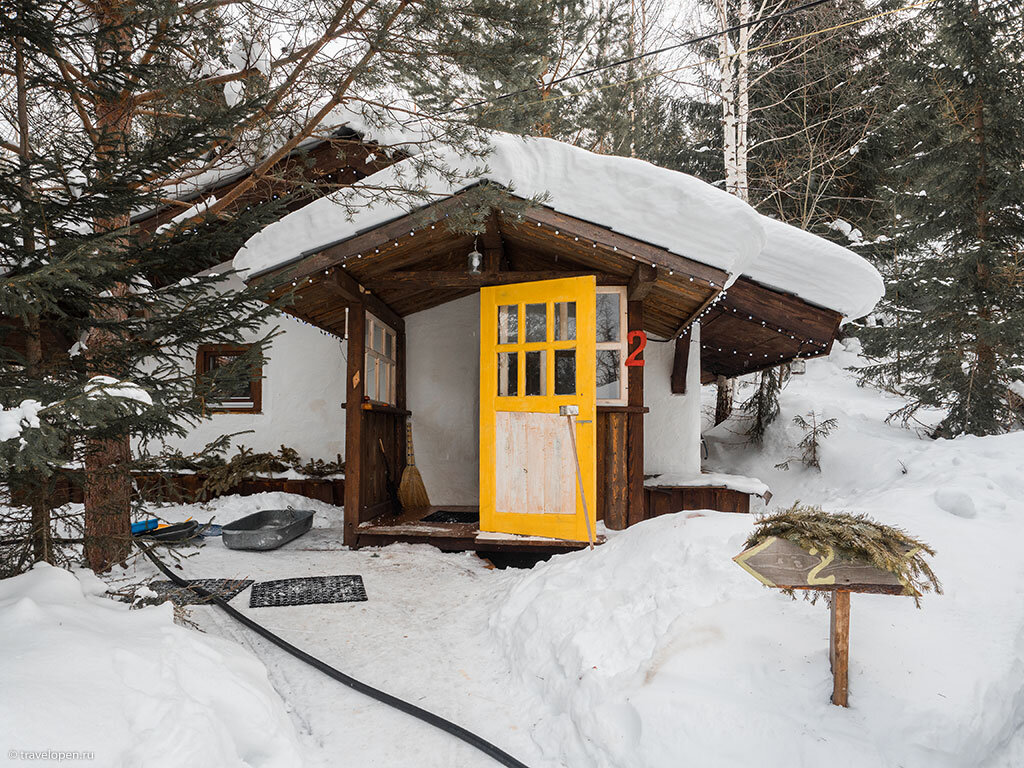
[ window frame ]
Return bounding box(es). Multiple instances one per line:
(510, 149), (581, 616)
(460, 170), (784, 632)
(596, 286), (629, 406)
(364, 313), (398, 406)
(195, 344), (263, 414)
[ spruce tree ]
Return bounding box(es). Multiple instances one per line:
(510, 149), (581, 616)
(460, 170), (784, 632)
(1, 0), (565, 573)
(860, 0), (1024, 436)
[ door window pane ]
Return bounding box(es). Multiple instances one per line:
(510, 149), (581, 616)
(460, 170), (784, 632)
(384, 331), (393, 358)
(498, 305), (518, 344)
(596, 350), (620, 400)
(525, 350), (546, 395)
(373, 324), (384, 353)
(554, 302), (576, 341)
(498, 352), (518, 396)
(525, 303), (547, 343)
(554, 349), (576, 395)
(596, 292), (621, 343)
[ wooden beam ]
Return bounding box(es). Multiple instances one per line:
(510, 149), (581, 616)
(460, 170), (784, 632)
(628, 263), (657, 301)
(603, 413), (629, 530)
(511, 206), (728, 287)
(370, 270), (622, 288)
(258, 194), (472, 284)
(671, 330), (690, 394)
(344, 304), (365, 548)
(324, 269), (404, 332)
(482, 211), (503, 273)
(626, 300), (646, 527)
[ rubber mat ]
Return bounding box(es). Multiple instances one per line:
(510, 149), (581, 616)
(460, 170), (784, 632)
(249, 575), (367, 608)
(420, 509), (479, 524)
(150, 578), (253, 606)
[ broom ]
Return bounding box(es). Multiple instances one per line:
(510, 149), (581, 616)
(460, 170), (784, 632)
(398, 420), (431, 512)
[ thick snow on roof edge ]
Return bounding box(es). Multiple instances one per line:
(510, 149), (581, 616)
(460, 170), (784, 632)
(233, 132), (882, 319)
(234, 134), (764, 280)
(751, 214), (884, 319)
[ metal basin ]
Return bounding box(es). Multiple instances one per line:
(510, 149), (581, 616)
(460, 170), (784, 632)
(221, 508), (314, 551)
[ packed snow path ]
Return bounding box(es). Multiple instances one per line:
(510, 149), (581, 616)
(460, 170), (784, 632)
(6, 341), (1024, 767)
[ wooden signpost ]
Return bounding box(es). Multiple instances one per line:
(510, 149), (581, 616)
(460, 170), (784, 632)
(733, 536), (919, 707)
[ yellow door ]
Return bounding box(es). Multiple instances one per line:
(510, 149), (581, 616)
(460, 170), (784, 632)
(480, 276), (596, 541)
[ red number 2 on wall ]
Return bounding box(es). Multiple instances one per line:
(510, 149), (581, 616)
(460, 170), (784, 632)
(625, 330), (647, 367)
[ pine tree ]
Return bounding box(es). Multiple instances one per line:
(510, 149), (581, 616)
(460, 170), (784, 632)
(0, 0), (565, 573)
(860, 0), (1024, 436)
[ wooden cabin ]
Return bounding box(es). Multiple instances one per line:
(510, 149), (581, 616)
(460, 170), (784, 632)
(185, 131), (882, 554)
(145, 123), (882, 554)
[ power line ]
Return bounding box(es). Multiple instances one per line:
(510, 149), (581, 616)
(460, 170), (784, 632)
(452, 0), (838, 114)
(474, 0), (938, 118)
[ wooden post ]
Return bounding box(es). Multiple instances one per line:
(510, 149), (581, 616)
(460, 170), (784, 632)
(670, 329), (690, 394)
(830, 589), (851, 707)
(343, 303), (365, 548)
(626, 300), (646, 526)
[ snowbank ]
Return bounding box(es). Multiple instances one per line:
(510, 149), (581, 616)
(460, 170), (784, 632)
(0, 564), (301, 768)
(492, 343), (1024, 768)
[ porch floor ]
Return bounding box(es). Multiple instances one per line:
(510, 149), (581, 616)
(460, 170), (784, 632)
(355, 505), (603, 554)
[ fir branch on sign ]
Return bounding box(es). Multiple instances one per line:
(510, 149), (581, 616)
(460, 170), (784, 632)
(745, 503), (942, 606)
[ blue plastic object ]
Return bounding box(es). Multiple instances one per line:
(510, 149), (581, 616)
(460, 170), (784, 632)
(131, 518), (159, 534)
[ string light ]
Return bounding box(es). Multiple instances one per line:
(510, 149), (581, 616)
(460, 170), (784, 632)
(269, 215), (829, 369)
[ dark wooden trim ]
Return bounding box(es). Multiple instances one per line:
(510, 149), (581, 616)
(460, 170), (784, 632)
(718, 277), (843, 343)
(195, 343), (263, 414)
(395, 322), (407, 412)
(670, 331), (690, 395)
(596, 405), (650, 414)
(603, 412), (628, 530)
(628, 263), (657, 301)
(645, 485), (751, 515)
(482, 211), (503, 273)
(343, 303), (365, 547)
(258, 194), (471, 283)
(323, 269), (404, 331)
(626, 300), (646, 527)
(358, 403), (411, 416)
(372, 270), (630, 288)
(513, 206), (729, 288)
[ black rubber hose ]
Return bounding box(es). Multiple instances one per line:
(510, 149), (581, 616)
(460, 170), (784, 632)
(137, 542), (531, 768)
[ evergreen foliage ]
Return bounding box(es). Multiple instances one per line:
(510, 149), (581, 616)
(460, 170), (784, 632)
(741, 366), (784, 444)
(746, 504), (942, 605)
(859, 0), (1024, 436)
(0, 0), (570, 573)
(775, 411), (837, 470)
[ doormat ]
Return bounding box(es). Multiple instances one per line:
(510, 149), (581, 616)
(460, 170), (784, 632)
(421, 509), (479, 525)
(249, 575), (367, 608)
(150, 578), (254, 606)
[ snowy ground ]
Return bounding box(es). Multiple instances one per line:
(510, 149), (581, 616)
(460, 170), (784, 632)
(2, 341), (1023, 767)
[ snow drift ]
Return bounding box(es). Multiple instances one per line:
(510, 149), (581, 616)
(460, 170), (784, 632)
(0, 564), (301, 768)
(492, 343), (1024, 768)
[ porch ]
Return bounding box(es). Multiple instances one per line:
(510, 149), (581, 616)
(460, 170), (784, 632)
(251, 190), (842, 552)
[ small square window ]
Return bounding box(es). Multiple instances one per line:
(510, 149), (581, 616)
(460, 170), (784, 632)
(196, 344), (262, 413)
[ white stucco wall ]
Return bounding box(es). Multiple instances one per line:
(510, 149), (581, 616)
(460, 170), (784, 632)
(404, 294), (705, 504)
(406, 294), (481, 506)
(155, 271), (348, 462)
(643, 324), (703, 480)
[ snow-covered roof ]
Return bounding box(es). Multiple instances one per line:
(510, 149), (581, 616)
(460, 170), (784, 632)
(749, 215), (883, 319)
(233, 132), (883, 319)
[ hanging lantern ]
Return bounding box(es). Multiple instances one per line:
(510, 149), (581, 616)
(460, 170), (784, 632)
(467, 237), (483, 276)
